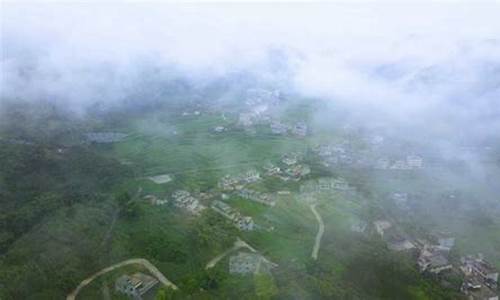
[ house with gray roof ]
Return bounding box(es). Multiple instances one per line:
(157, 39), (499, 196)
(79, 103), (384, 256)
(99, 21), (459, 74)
(115, 272), (158, 300)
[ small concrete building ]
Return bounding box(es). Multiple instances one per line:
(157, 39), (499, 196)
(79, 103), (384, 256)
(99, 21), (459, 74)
(461, 254), (499, 287)
(270, 121), (289, 135)
(406, 155), (424, 169)
(229, 252), (275, 275)
(373, 220), (392, 237)
(115, 272), (158, 300)
(418, 247), (452, 274)
(292, 122), (308, 137)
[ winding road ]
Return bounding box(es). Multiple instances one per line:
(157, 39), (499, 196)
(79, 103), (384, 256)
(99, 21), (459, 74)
(205, 237), (257, 269)
(66, 258), (178, 300)
(310, 204), (325, 260)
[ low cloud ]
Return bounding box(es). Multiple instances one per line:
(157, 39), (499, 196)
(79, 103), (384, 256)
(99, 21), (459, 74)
(1, 2), (499, 132)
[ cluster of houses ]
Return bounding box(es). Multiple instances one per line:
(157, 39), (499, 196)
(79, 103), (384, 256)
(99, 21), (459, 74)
(211, 200), (255, 231)
(375, 155), (424, 170)
(263, 162), (282, 176)
(372, 220), (456, 273)
(218, 169), (261, 191)
(313, 143), (356, 167)
(85, 132), (128, 143)
(417, 242), (499, 299)
(373, 219), (416, 253)
(238, 107), (271, 129)
(282, 153), (299, 166)
(232, 87), (310, 138)
(313, 140), (425, 172)
(371, 218), (499, 300)
(300, 177), (354, 195)
(460, 254), (498, 300)
(274, 153), (311, 181)
(238, 112), (257, 127)
(229, 251), (277, 275)
(270, 120), (308, 137)
(415, 238), (454, 274)
(237, 189), (276, 207)
(171, 190), (207, 215)
(282, 164), (311, 181)
(261, 154), (312, 182)
(144, 195), (168, 206)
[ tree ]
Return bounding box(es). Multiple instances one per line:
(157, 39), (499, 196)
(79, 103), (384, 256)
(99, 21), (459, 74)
(155, 287), (176, 300)
(115, 192), (131, 207)
(254, 273), (278, 300)
(115, 192), (141, 218)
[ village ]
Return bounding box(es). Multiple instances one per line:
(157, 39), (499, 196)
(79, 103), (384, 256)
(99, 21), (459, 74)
(66, 87), (498, 300)
(366, 216), (499, 300)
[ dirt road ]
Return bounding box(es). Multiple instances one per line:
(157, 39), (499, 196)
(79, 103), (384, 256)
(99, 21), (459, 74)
(310, 204), (325, 260)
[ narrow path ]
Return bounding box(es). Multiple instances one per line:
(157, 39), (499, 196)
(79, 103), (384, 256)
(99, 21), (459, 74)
(66, 258), (178, 300)
(99, 187), (142, 249)
(99, 209), (119, 248)
(205, 238), (256, 269)
(310, 204), (325, 260)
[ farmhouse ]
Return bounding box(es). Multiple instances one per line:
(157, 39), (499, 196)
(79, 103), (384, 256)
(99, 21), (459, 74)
(263, 162), (281, 176)
(171, 190), (206, 215)
(317, 145), (333, 157)
(284, 164), (311, 180)
(282, 153), (299, 166)
(317, 178), (333, 191)
(270, 121), (289, 135)
(234, 216), (255, 231)
(461, 254), (498, 288)
(213, 126), (226, 133)
(300, 181), (319, 194)
(144, 195), (168, 206)
(238, 189), (276, 207)
(406, 155), (424, 168)
(391, 159), (412, 170)
(332, 178), (351, 191)
(292, 122), (308, 137)
(373, 220), (392, 237)
(218, 169), (261, 191)
(417, 246), (452, 274)
(438, 237), (455, 250)
(461, 275), (498, 300)
(115, 272), (158, 300)
(387, 235), (415, 251)
(242, 169), (261, 183)
(419, 253), (452, 274)
(238, 113), (254, 127)
(219, 175), (239, 191)
(211, 200), (255, 231)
